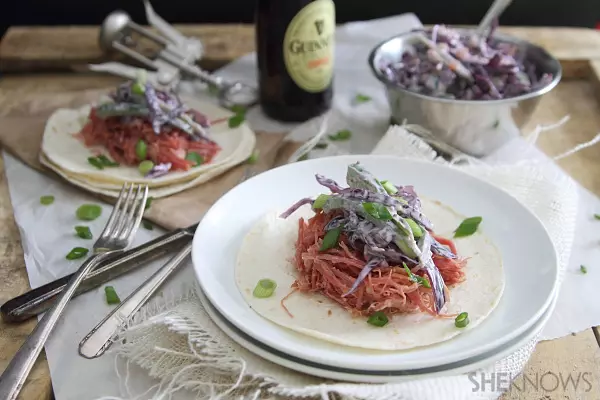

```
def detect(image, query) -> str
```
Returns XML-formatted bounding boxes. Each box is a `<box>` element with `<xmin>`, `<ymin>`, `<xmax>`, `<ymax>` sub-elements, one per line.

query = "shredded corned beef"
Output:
<box><xmin>287</xmin><ymin>210</ymin><xmax>466</xmax><ymax>318</ymax></box>
<box><xmin>78</xmin><ymin>108</ymin><xmax>221</xmax><ymax>172</ymax></box>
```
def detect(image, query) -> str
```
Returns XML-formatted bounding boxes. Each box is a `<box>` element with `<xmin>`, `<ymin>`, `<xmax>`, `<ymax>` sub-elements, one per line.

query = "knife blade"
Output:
<box><xmin>1</xmin><ymin>223</ymin><xmax>198</xmax><ymax>323</ymax></box>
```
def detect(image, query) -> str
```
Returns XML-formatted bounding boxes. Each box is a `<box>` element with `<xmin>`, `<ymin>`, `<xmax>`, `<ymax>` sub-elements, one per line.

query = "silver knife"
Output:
<box><xmin>77</xmin><ymin>167</ymin><xmax>256</xmax><ymax>358</ymax></box>
<box><xmin>79</xmin><ymin>242</ymin><xmax>193</xmax><ymax>358</ymax></box>
<box><xmin>0</xmin><ymin>224</ymin><xmax>197</xmax><ymax>323</ymax></box>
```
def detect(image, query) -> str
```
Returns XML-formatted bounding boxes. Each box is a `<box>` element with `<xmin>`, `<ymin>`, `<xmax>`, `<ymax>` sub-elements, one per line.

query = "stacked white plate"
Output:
<box><xmin>191</xmin><ymin>155</ymin><xmax>559</xmax><ymax>383</ymax></box>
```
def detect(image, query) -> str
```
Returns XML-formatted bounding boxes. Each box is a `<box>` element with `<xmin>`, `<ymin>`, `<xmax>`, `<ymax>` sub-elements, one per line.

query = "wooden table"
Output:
<box><xmin>1</xmin><ymin>24</ymin><xmax>600</xmax><ymax>400</ymax></box>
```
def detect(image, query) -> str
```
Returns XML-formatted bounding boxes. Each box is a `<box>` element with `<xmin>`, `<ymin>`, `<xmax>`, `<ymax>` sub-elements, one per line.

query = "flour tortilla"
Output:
<box><xmin>39</xmin><ymin>125</ymin><xmax>255</xmax><ymax>199</ymax></box>
<box><xmin>235</xmin><ymin>199</ymin><xmax>505</xmax><ymax>350</ymax></box>
<box><xmin>40</xmin><ymin>95</ymin><xmax>254</xmax><ymax>188</ymax></box>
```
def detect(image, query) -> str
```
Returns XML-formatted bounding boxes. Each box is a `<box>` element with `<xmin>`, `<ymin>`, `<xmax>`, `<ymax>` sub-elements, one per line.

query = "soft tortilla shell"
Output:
<box><xmin>39</xmin><ymin>128</ymin><xmax>255</xmax><ymax>199</ymax></box>
<box><xmin>40</xmin><ymin>96</ymin><xmax>253</xmax><ymax>188</ymax></box>
<box><xmin>235</xmin><ymin>199</ymin><xmax>505</xmax><ymax>351</ymax></box>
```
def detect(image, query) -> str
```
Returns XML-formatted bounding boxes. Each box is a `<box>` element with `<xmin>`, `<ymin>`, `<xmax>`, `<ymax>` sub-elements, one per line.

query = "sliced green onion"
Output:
<box><xmin>405</xmin><ymin>218</ymin><xmax>423</xmax><ymax>238</ymax></box>
<box><xmin>40</xmin><ymin>195</ymin><xmax>55</xmax><ymax>205</ymax></box>
<box><xmin>367</xmin><ymin>311</ymin><xmax>389</xmax><ymax>327</ymax></box>
<box><xmin>74</xmin><ymin>226</ymin><xmax>93</xmax><ymax>240</ymax></box>
<box><xmin>455</xmin><ymin>312</ymin><xmax>470</xmax><ymax>328</ymax></box>
<box><xmin>76</xmin><ymin>204</ymin><xmax>102</xmax><ymax>221</ymax></box>
<box><xmin>87</xmin><ymin>156</ymin><xmax>104</xmax><ymax>170</ymax></box>
<box><xmin>314</xmin><ymin>142</ymin><xmax>328</xmax><ymax>149</ymax></box>
<box><xmin>320</xmin><ymin>227</ymin><xmax>342</xmax><ymax>251</ymax></box>
<box><xmin>380</xmin><ymin>180</ymin><xmax>398</xmax><ymax>194</ymax></box>
<box><xmin>312</xmin><ymin>194</ymin><xmax>330</xmax><ymax>210</ymax></box>
<box><xmin>131</xmin><ymin>82</ymin><xmax>145</xmax><ymax>95</ymax></box>
<box><xmin>594</xmin><ymin>214</ymin><xmax>600</xmax><ymax>220</ymax></box>
<box><xmin>298</xmin><ymin>153</ymin><xmax>309</xmax><ymax>161</ymax></box>
<box><xmin>328</xmin><ymin>129</ymin><xmax>352</xmax><ymax>141</ymax></box>
<box><xmin>138</xmin><ymin>160</ymin><xmax>154</xmax><ymax>175</ymax></box>
<box><xmin>580</xmin><ymin>265</ymin><xmax>587</xmax><ymax>274</ymax></box>
<box><xmin>403</xmin><ymin>262</ymin><xmax>431</xmax><ymax>288</ymax></box>
<box><xmin>142</xmin><ymin>220</ymin><xmax>154</xmax><ymax>230</ymax></box>
<box><xmin>97</xmin><ymin>155</ymin><xmax>119</xmax><ymax>167</ymax></box>
<box><xmin>145</xmin><ymin>197</ymin><xmax>154</xmax><ymax>210</ymax></box>
<box><xmin>228</xmin><ymin>113</ymin><xmax>245</xmax><ymax>128</ymax></box>
<box><xmin>247</xmin><ymin>150</ymin><xmax>259</xmax><ymax>164</ymax></box>
<box><xmin>362</xmin><ymin>202</ymin><xmax>393</xmax><ymax>221</ymax></box>
<box><xmin>104</xmin><ymin>286</ymin><xmax>121</xmax><ymax>304</ymax></box>
<box><xmin>253</xmin><ymin>279</ymin><xmax>277</xmax><ymax>298</ymax></box>
<box><xmin>454</xmin><ymin>216</ymin><xmax>483</xmax><ymax>238</ymax></box>
<box><xmin>185</xmin><ymin>152</ymin><xmax>204</xmax><ymax>167</ymax></box>
<box><xmin>354</xmin><ymin>93</ymin><xmax>371</xmax><ymax>104</ymax></box>
<box><xmin>135</xmin><ymin>140</ymin><xmax>148</xmax><ymax>160</ymax></box>
<box><xmin>66</xmin><ymin>247</ymin><xmax>89</xmax><ymax>260</ymax></box>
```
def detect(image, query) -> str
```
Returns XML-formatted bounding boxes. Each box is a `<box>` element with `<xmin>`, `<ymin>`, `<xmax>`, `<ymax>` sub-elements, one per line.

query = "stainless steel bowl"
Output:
<box><xmin>368</xmin><ymin>29</ymin><xmax>562</xmax><ymax>157</ymax></box>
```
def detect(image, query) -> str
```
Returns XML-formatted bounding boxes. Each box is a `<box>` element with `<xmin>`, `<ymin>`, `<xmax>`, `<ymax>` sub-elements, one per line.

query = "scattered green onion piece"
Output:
<box><xmin>454</xmin><ymin>216</ymin><xmax>483</xmax><ymax>238</ymax></box>
<box><xmin>76</xmin><ymin>204</ymin><xmax>102</xmax><ymax>221</ymax></box>
<box><xmin>405</xmin><ymin>218</ymin><xmax>423</xmax><ymax>238</ymax></box>
<box><xmin>142</xmin><ymin>220</ymin><xmax>154</xmax><ymax>230</ymax></box>
<box><xmin>312</xmin><ymin>194</ymin><xmax>330</xmax><ymax>210</ymax></box>
<box><xmin>362</xmin><ymin>202</ymin><xmax>393</xmax><ymax>221</ymax></box>
<box><xmin>367</xmin><ymin>311</ymin><xmax>389</xmax><ymax>327</ymax></box>
<box><xmin>314</xmin><ymin>142</ymin><xmax>328</xmax><ymax>149</ymax></box>
<box><xmin>320</xmin><ymin>227</ymin><xmax>342</xmax><ymax>251</ymax></box>
<box><xmin>403</xmin><ymin>262</ymin><xmax>431</xmax><ymax>288</ymax></box>
<box><xmin>138</xmin><ymin>160</ymin><xmax>154</xmax><ymax>175</ymax></box>
<box><xmin>328</xmin><ymin>129</ymin><xmax>352</xmax><ymax>141</ymax></box>
<box><xmin>594</xmin><ymin>214</ymin><xmax>600</xmax><ymax>220</ymax></box>
<box><xmin>185</xmin><ymin>152</ymin><xmax>204</xmax><ymax>167</ymax></box>
<box><xmin>228</xmin><ymin>108</ymin><xmax>246</xmax><ymax>128</ymax></box>
<box><xmin>104</xmin><ymin>286</ymin><xmax>121</xmax><ymax>304</ymax></box>
<box><xmin>40</xmin><ymin>195</ymin><xmax>55</xmax><ymax>205</ymax></box>
<box><xmin>354</xmin><ymin>93</ymin><xmax>372</xmax><ymax>104</ymax></box>
<box><xmin>74</xmin><ymin>226</ymin><xmax>93</xmax><ymax>240</ymax></box>
<box><xmin>145</xmin><ymin>197</ymin><xmax>154</xmax><ymax>210</ymax></box>
<box><xmin>97</xmin><ymin>155</ymin><xmax>119</xmax><ymax>167</ymax></box>
<box><xmin>136</xmin><ymin>140</ymin><xmax>148</xmax><ymax>160</ymax></box>
<box><xmin>455</xmin><ymin>312</ymin><xmax>470</xmax><ymax>328</ymax></box>
<box><xmin>66</xmin><ymin>247</ymin><xmax>89</xmax><ymax>260</ymax></box>
<box><xmin>253</xmin><ymin>279</ymin><xmax>277</xmax><ymax>298</ymax></box>
<box><xmin>580</xmin><ymin>265</ymin><xmax>587</xmax><ymax>274</ymax></box>
<box><xmin>87</xmin><ymin>156</ymin><xmax>104</xmax><ymax>170</ymax></box>
<box><xmin>247</xmin><ymin>150</ymin><xmax>259</xmax><ymax>164</ymax></box>
<box><xmin>298</xmin><ymin>153</ymin><xmax>309</xmax><ymax>161</ymax></box>
<box><xmin>380</xmin><ymin>180</ymin><xmax>398</xmax><ymax>194</ymax></box>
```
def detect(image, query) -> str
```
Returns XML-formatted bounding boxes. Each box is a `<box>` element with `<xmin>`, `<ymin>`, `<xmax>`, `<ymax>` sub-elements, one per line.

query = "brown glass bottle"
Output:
<box><xmin>256</xmin><ymin>0</ymin><xmax>335</xmax><ymax>122</ymax></box>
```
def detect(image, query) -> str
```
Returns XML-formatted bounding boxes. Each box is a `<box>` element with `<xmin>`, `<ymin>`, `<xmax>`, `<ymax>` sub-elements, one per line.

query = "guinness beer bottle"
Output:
<box><xmin>256</xmin><ymin>0</ymin><xmax>335</xmax><ymax>122</ymax></box>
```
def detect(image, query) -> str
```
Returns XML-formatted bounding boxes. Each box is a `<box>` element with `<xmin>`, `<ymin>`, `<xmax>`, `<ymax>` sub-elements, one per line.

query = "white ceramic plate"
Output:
<box><xmin>198</xmin><ymin>285</ymin><xmax>557</xmax><ymax>383</ymax></box>
<box><xmin>192</xmin><ymin>155</ymin><xmax>558</xmax><ymax>371</ymax></box>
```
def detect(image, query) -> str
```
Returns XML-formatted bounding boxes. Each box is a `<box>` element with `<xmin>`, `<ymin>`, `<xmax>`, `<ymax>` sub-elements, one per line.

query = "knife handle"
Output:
<box><xmin>78</xmin><ymin>242</ymin><xmax>193</xmax><ymax>359</ymax></box>
<box><xmin>1</xmin><ymin>228</ymin><xmax>194</xmax><ymax>323</ymax></box>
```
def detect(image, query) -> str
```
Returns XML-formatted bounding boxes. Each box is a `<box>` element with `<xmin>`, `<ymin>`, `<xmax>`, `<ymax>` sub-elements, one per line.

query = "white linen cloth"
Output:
<box><xmin>2</xmin><ymin>12</ymin><xmax>600</xmax><ymax>400</ymax></box>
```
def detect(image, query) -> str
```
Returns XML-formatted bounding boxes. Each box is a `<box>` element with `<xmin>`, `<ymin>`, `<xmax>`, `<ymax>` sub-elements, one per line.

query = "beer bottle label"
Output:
<box><xmin>283</xmin><ymin>0</ymin><xmax>335</xmax><ymax>93</ymax></box>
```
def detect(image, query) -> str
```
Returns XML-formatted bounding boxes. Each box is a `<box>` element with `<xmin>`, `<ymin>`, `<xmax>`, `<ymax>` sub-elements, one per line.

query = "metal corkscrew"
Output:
<box><xmin>97</xmin><ymin>7</ymin><xmax>258</xmax><ymax>108</ymax></box>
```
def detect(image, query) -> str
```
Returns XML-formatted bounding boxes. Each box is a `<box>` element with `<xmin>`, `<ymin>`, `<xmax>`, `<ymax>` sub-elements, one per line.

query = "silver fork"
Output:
<box><xmin>77</xmin><ymin>166</ymin><xmax>256</xmax><ymax>359</ymax></box>
<box><xmin>0</xmin><ymin>183</ymin><xmax>148</xmax><ymax>400</ymax></box>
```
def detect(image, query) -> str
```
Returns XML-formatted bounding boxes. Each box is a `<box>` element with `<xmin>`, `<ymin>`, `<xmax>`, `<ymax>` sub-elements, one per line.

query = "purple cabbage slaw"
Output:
<box><xmin>107</xmin><ymin>78</ymin><xmax>215</xmax><ymax>143</ymax></box>
<box><xmin>379</xmin><ymin>23</ymin><xmax>554</xmax><ymax>100</ymax></box>
<box><xmin>280</xmin><ymin>163</ymin><xmax>455</xmax><ymax>314</ymax></box>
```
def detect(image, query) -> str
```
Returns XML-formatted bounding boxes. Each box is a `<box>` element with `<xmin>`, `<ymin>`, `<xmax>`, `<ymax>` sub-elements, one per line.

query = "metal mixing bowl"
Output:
<box><xmin>368</xmin><ymin>29</ymin><xmax>562</xmax><ymax>157</ymax></box>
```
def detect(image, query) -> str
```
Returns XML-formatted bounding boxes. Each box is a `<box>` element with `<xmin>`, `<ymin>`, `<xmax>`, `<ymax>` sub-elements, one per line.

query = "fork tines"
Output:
<box><xmin>97</xmin><ymin>183</ymin><xmax>149</xmax><ymax>247</ymax></box>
